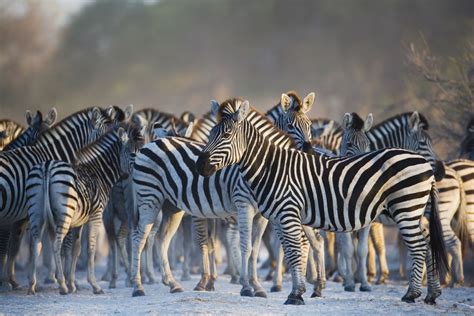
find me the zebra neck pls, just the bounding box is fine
[367,117,409,150]
[3,127,37,151]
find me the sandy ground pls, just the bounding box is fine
[0,265,473,316]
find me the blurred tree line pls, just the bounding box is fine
[0,0,473,158]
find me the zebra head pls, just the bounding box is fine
[276,91,315,154]
[196,98,250,177]
[340,112,373,156]
[89,107,117,141]
[117,124,145,177]
[26,108,57,137]
[405,111,445,181]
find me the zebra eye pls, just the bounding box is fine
[287,124,294,130]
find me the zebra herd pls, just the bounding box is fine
[0,93,472,307]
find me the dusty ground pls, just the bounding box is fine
[0,266,473,315]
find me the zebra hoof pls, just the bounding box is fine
[311,289,322,298]
[424,297,436,305]
[10,281,22,291]
[27,287,36,295]
[230,276,239,284]
[205,284,215,292]
[93,288,104,295]
[401,296,415,303]
[254,290,267,298]
[360,285,372,292]
[194,286,205,292]
[344,285,355,292]
[59,289,69,295]
[170,287,184,294]
[240,288,254,297]
[132,289,145,297]
[270,285,282,292]
[284,294,305,305]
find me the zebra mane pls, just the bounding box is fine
[217,98,297,148]
[374,112,429,130]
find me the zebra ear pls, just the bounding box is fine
[184,122,194,138]
[45,108,57,126]
[25,110,33,125]
[342,113,352,130]
[280,93,292,112]
[117,127,128,144]
[364,113,373,132]
[181,112,195,124]
[301,92,315,113]
[124,104,134,121]
[236,100,250,123]
[409,111,420,132]
[211,100,220,117]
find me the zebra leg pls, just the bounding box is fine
[275,218,306,305]
[193,217,211,291]
[356,226,371,292]
[395,217,426,303]
[144,223,159,284]
[249,213,268,298]
[236,205,255,297]
[67,228,83,294]
[367,233,376,283]
[87,217,104,294]
[262,226,276,281]
[420,217,442,305]
[206,219,218,291]
[398,234,408,280]
[104,215,118,289]
[180,215,192,281]
[28,218,45,295]
[0,227,12,292]
[303,228,326,297]
[52,228,70,295]
[7,219,28,290]
[371,222,389,284]
[270,240,284,292]
[324,231,338,280]
[157,210,184,293]
[131,205,159,297]
[117,223,131,287]
[224,219,241,284]
[445,232,464,286]
[337,232,355,292]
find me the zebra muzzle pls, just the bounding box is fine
[195,152,217,177]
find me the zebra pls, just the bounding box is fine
[196,98,448,305]
[0,105,126,291]
[0,119,24,150]
[266,92,328,295]
[3,109,57,151]
[446,159,474,249]
[130,101,323,299]
[459,117,474,160]
[101,110,194,288]
[26,123,143,295]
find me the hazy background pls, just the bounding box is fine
[1,0,473,158]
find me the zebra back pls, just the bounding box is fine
[367,111,445,180]
[0,119,24,150]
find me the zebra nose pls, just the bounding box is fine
[303,142,315,155]
[196,152,216,177]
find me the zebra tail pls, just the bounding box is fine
[452,171,469,253]
[429,184,450,278]
[43,164,55,229]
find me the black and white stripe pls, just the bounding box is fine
[196,99,448,305]
[26,125,143,295]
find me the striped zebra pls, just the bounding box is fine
[3,109,57,151]
[196,98,448,305]
[26,123,143,295]
[101,110,193,288]
[459,117,474,160]
[130,102,324,299]
[266,92,328,295]
[0,119,24,150]
[446,159,474,248]
[0,106,125,291]
[311,118,343,154]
